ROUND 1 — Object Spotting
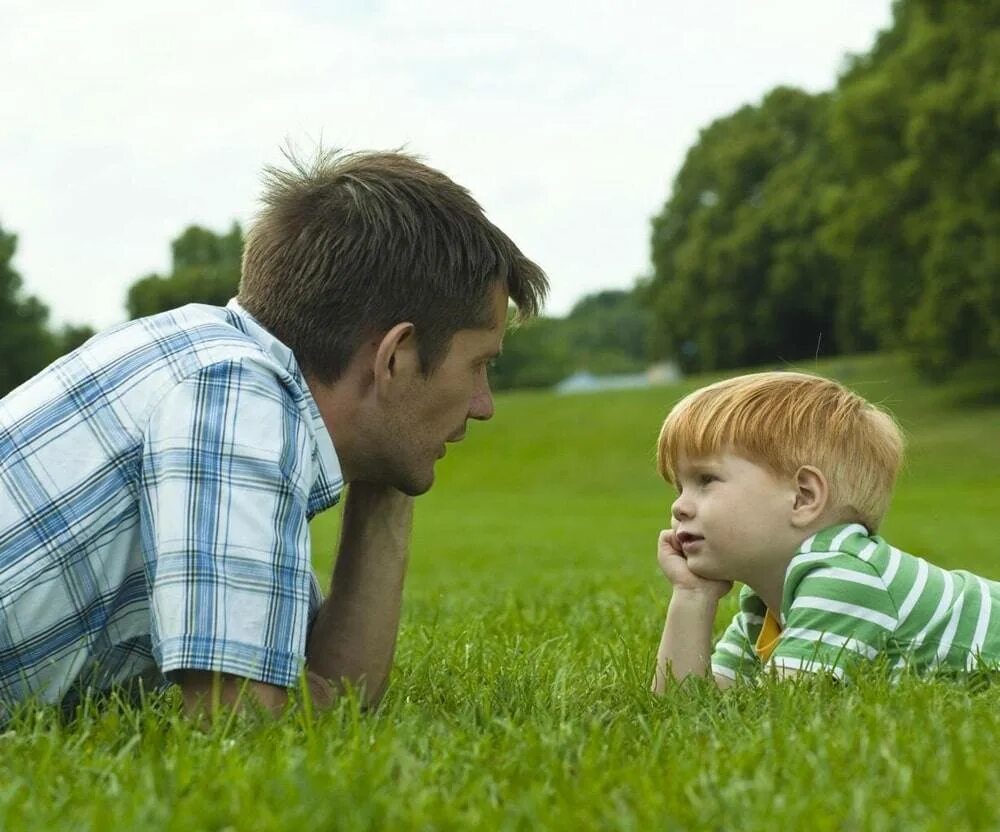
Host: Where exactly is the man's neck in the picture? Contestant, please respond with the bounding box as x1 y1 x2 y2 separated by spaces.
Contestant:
305 372 365 483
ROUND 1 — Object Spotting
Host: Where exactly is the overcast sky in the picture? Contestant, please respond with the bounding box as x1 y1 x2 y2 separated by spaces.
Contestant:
2 0 893 328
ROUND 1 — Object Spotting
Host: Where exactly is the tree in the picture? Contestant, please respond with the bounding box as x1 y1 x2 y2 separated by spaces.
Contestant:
490 314 574 390
126 223 243 319
0 222 57 396
564 289 651 374
645 87 847 373
52 324 97 356
488 288 653 391
824 0 1000 376
646 0 999 378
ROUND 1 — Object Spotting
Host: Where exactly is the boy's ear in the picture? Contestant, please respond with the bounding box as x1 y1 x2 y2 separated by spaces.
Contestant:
372 322 419 395
790 465 829 528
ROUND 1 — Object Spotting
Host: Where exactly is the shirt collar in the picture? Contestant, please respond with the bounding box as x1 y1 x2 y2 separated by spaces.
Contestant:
225 298 343 516
796 522 870 555
225 298 301 378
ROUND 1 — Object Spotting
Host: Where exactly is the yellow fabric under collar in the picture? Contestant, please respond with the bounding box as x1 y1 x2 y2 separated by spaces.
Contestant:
754 608 783 662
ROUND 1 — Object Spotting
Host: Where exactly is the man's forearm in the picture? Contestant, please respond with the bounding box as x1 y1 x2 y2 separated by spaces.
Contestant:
306 483 413 706
652 590 719 694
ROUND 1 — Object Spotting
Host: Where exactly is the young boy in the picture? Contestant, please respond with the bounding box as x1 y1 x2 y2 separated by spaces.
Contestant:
652 371 1000 690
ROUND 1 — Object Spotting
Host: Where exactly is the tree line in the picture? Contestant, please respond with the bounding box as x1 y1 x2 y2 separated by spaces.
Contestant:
0 216 649 395
644 0 999 378
0 225 96 396
2 0 996 397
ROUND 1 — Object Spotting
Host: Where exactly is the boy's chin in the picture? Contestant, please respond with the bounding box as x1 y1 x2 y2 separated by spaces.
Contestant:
688 558 731 583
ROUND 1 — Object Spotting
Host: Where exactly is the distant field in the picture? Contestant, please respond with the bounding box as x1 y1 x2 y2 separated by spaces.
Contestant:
2 353 999 830
313 350 1000 584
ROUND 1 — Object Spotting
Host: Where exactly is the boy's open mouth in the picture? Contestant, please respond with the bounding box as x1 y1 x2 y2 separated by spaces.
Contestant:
676 531 704 550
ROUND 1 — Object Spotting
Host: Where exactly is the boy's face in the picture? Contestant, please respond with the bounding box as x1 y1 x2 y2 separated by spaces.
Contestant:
670 451 803 585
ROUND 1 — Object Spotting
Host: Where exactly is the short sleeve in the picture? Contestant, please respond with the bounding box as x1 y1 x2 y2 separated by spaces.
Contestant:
769 553 900 679
711 586 765 682
139 359 321 689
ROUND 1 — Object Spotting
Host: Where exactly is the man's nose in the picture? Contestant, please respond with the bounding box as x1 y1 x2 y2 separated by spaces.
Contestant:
469 383 495 421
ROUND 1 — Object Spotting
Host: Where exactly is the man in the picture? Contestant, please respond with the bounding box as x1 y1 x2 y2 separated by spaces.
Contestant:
0 149 547 718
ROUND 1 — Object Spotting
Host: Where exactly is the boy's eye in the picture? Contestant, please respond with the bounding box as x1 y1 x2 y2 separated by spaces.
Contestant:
698 474 717 486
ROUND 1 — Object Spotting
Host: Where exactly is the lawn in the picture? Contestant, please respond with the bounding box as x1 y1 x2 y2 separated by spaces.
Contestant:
1 353 998 830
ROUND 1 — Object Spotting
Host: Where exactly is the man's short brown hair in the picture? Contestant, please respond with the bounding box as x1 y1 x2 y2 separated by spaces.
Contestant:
238 148 548 382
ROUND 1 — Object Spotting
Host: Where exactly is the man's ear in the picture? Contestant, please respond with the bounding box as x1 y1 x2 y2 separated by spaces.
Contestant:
372 322 418 394
791 465 829 528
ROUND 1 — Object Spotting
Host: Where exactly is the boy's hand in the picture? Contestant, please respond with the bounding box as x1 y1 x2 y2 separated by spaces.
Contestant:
657 530 732 601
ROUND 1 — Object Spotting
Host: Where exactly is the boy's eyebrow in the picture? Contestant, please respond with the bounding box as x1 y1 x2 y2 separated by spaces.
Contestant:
674 456 722 479
679 455 721 470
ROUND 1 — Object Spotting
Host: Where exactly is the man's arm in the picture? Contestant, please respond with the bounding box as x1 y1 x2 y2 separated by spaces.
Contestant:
178 483 412 717
305 482 413 706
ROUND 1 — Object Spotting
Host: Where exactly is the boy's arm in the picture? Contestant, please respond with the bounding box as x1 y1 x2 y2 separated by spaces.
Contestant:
654 589 734 691
652 530 733 692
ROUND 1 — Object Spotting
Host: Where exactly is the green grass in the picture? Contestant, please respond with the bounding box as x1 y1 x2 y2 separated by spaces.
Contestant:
2 352 999 830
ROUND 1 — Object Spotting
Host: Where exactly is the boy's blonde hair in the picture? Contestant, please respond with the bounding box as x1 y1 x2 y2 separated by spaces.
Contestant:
657 371 904 532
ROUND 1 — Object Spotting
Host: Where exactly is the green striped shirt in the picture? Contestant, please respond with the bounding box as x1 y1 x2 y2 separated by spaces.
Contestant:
711 523 1000 681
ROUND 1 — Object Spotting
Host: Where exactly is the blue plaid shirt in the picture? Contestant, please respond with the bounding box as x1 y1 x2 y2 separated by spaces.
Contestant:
0 300 343 714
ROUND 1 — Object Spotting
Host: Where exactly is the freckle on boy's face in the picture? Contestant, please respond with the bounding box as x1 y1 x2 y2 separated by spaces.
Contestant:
670 452 798 584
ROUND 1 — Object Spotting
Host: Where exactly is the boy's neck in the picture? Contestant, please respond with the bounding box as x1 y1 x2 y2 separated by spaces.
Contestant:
748 512 864 615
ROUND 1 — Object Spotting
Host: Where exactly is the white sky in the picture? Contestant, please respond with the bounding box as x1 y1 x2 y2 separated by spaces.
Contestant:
1 0 893 328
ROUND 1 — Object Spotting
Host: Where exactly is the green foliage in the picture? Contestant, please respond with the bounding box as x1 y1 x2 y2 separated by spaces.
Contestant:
490 315 574 390
125 223 243 319
491 289 651 390
563 289 651 374
647 0 1000 378
0 222 57 396
824 0 1000 377
2 352 999 829
646 87 847 373
51 324 97 355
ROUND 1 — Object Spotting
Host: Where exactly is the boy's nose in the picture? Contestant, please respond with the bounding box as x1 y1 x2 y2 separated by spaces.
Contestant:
671 495 693 522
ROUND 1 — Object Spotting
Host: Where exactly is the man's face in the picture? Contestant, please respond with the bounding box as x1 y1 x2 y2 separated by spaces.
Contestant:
379 283 507 495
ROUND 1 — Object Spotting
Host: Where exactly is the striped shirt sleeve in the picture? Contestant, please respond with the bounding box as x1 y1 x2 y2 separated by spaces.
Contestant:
770 552 899 678
139 359 318 689
711 586 765 681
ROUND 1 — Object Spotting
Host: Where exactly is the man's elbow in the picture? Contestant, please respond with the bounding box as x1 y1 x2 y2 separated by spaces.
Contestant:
304 670 388 711
176 670 290 720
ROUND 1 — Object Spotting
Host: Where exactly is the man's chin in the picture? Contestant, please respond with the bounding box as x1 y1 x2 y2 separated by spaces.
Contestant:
394 469 435 497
